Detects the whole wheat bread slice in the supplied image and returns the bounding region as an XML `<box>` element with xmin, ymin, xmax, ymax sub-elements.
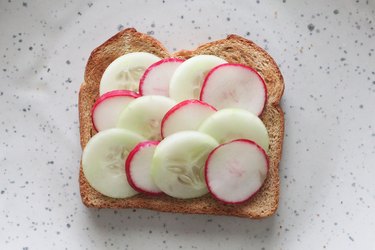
<box><xmin>78</xmin><ymin>28</ymin><xmax>284</xmax><ymax>218</ymax></box>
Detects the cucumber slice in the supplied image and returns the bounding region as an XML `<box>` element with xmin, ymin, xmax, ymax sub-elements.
<box><xmin>151</xmin><ymin>131</ymin><xmax>219</xmax><ymax>199</ymax></box>
<box><xmin>205</xmin><ymin>139</ymin><xmax>269</xmax><ymax>204</ymax></box>
<box><xmin>198</xmin><ymin>109</ymin><xmax>269</xmax><ymax>151</ymax></box>
<box><xmin>82</xmin><ymin>128</ymin><xmax>145</xmax><ymax>198</ymax></box>
<box><xmin>100</xmin><ymin>52</ymin><xmax>161</xmax><ymax>95</ymax></box>
<box><xmin>117</xmin><ymin>95</ymin><xmax>176</xmax><ymax>140</ymax></box>
<box><xmin>169</xmin><ymin>55</ymin><xmax>227</xmax><ymax>102</ymax></box>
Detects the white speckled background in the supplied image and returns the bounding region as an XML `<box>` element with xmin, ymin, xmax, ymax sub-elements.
<box><xmin>1</xmin><ymin>0</ymin><xmax>374</xmax><ymax>249</ymax></box>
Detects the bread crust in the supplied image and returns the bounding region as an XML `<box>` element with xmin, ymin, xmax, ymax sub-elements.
<box><xmin>78</xmin><ymin>28</ymin><xmax>284</xmax><ymax>218</ymax></box>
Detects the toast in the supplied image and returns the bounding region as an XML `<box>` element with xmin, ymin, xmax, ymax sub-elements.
<box><xmin>78</xmin><ymin>28</ymin><xmax>284</xmax><ymax>218</ymax></box>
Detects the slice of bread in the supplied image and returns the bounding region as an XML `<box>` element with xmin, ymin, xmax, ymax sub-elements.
<box><xmin>78</xmin><ymin>28</ymin><xmax>284</xmax><ymax>218</ymax></box>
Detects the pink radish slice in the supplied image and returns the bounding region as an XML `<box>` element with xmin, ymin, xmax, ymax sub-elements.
<box><xmin>200</xmin><ymin>63</ymin><xmax>267</xmax><ymax>116</ymax></box>
<box><xmin>139</xmin><ymin>58</ymin><xmax>184</xmax><ymax>97</ymax></box>
<box><xmin>125</xmin><ymin>141</ymin><xmax>162</xmax><ymax>195</ymax></box>
<box><xmin>205</xmin><ymin>139</ymin><xmax>269</xmax><ymax>204</ymax></box>
<box><xmin>161</xmin><ymin>99</ymin><xmax>217</xmax><ymax>138</ymax></box>
<box><xmin>91</xmin><ymin>90</ymin><xmax>139</xmax><ymax>132</ymax></box>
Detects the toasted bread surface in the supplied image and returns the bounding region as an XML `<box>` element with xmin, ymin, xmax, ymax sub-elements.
<box><xmin>79</xmin><ymin>28</ymin><xmax>284</xmax><ymax>218</ymax></box>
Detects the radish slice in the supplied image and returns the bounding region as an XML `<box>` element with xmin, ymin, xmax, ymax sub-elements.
<box><xmin>169</xmin><ymin>55</ymin><xmax>227</xmax><ymax>102</ymax></box>
<box><xmin>139</xmin><ymin>58</ymin><xmax>184</xmax><ymax>97</ymax></box>
<box><xmin>200</xmin><ymin>63</ymin><xmax>267</xmax><ymax>116</ymax></box>
<box><xmin>205</xmin><ymin>139</ymin><xmax>269</xmax><ymax>204</ymax></box>
<box><xmin>161</xmin><ymin>99</ymin><xmax>217</xmax><ymax>138</ymax></box>
<box><xmin>91</xmin><ymin>90</ymin><xmax>139</xmax><ymax>132</ymax></box>
<box><xmin>100</xmin><ymin>52</ymin><xmax>161</xmax><ymax>95</ymax></box>
<box><xmin>125</xmin><ymin>141</ymin><xmax>162</xmax><ymax>195</ymax></box>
